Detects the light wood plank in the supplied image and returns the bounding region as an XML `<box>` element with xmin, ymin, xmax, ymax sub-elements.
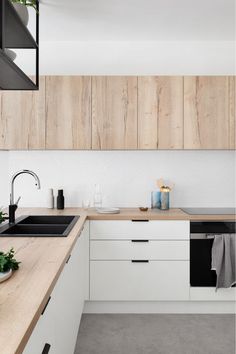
<box><xmin>46</xmin><ymin>76</ymin><xmax>91</xmax><ymax>149</ymax></box>
<box><xmin>92</xmin><ymin>76</ymin><xmax>138</xmax><ymax>149</ymax></box>
<box><xmin>184</xmin><ymin>76</ymin><xmax>233</xmax><ymax>149</ymax></box>
<box><xmin>229</xmin><ymin>76</ymin><xmax>235</xmax><ymax>149</ymax></box>
<box><xmin>138</xmin><ymin>76</ymin><xmax>183</xmax><ymax>149</ymax></box>
<box><xmin>0</xmin><ymin>77</ymin><xmax>46</xmax><ymax>149</ymax></box>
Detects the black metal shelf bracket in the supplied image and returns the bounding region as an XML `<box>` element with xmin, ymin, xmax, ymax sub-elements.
<box><xmin>0</xmin><ymin>0</ymin><xmax>39</xmax><ymax>90</ymax></box>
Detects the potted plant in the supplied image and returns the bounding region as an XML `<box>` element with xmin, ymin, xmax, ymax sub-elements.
<box><xmin>0</xmin><ymin>248</ymin><xmax>20</xmax><ymax>283</ymax></box>
<box><xmin>11</xmin><ymin>0</ymin><xmax>38</xmax><ymax>26</ymax></box>
<box><xmin>0</xmin><ymin>209</ymin><xmax>8</xmax><ymax>224</ymax></box>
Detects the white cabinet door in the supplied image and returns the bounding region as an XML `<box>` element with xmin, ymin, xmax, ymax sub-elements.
<box><xmin>23</xmin><ymin>297</ymin><xmax>55</xmax><ymax>354</ymax></box>
<box><xmin>90</xmin><ymin>240</ymin><xmax>189</xmax><ymax>260</ymax></box>
<box><xmin>90</xmin><ymin>220</ymin><xmax>189</xmax><ymax>240</ymax></box>
<box><xmin>51</xmin><ymin>222</ymin><xmax>89</xmax><ymax>354</ymax></box>
<box><xmin>23</xmin><ymin>221</ymin><xmax>89</xmax><ymax>354</ymax></box>
<box><xmin>90</xmin><ymin>260</ymin><xmax>189</xmax><ymax>301</ymax></box>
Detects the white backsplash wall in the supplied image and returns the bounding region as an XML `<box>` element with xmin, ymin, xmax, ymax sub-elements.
<box><xmin>0</xmin><ymin>152</ymin><xmax>9</xmax><ymax>208</ymax></box>
<box><xmin>0</xmin><ymin>150</ymin><xmax>234</xmax><ymax>209</ymax></box>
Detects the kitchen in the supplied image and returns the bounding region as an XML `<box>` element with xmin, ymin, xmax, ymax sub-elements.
<box><xmin>0</xmin><ymin>1</ymin><xmax>235</xmax><ymax>354</ymax></box>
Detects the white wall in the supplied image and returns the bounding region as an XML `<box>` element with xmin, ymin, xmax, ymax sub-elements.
<box><xmin>16</xmin><ymin>41</ymin><xmax>235</xmax><ymax>76</ymax></box>
<box><xmin>0</xmin><ymin>150</ymin><xmax>234</xmax><ymax>209</ymax></box>
<box><xmin>0</xmin><ymin>152</ymin><xmax>9</xmax><ymax>208</ymax></box>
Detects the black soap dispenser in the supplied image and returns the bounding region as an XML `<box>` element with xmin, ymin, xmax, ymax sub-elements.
<box><xmin>57</xmin><ymin>189</ymin><xmax>64</xmax><ymax>210</ymax></box>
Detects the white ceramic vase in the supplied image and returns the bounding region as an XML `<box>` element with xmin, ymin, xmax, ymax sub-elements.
<box><xmin>13</xmin><ymin>3</ymin><xmax>29</xmax><ymax>26</ymax></box>
<box><xmin>0</xmin><ymin>269</ymin><xmax>12</xmax><ymax>283</ymax></box>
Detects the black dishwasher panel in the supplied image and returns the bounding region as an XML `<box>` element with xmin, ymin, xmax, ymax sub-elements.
<box><xmin>190</xmin><ymin>239</ymin><xmax>216</xmax><ymax>286</ymax></box>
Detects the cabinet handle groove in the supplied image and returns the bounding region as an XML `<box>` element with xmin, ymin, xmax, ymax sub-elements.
<box><xmin>131</xmin><ymin>260</ymin><xmax>149</xmax><ymax>263</ymax></box>
<box><xmin>131</xmin><ymin>219</ymin><xmax>149</xmax><ymax>222</ymax></box>
<box><xmin>66</xmin><ymin>254</ymin><xmax>71</xmax><ymax>263</ymax></box>
<box><xmin>131</xmin><ymin>239</ymin><xmax>149</xmax><ymax>243</ymax></box>
<box><xmin>42</xmin><ymin>343</ymin><xmax>51</xmax><ymax>354</ymax></box>
<box><xmin>41</xmin><ymin>297</ymin><xmax>51</xmax><ymax>315</ymax></box>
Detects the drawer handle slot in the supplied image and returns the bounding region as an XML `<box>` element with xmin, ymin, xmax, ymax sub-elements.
<box><xmin>66</xmin><ymin>254</ymin><xmax>71</xmax><ymax>263</ymax></box>
<box><xmin>42</xmin><ymin>343</ymin><xmax>51</xmax><ymax>354</ymax></box>
<box><xmin>131</xmin><ymin>220</ymin><xmax>149</xmax><ymax>222</ymax></box>
<box><xmin>41</xmin><ymin>296</ymin><xmax>51</xmax><ymax>315</ymax></box>
<box><xmin>131</xmin><ymin>240</ymin><xmax>149</xmax><ymax>243</ymax></box>
<box><xmin>131</xmin><ymin>260</ymin><xmax>149</xmax><ymax>263</ymax></box>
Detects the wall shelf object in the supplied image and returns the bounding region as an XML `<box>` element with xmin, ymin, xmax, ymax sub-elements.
<box><xmin>0</xmin><ymin>0</ymin><xmax>39</xmax><ymax>90</ymax></box>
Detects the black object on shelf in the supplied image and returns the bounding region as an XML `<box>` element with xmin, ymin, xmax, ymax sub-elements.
<box><xmin>0</xmin><ymin>0</ymin><xmax>39</xmax><ymax>90</ymax></box>
<box><xmin>57</xmin><ymin>190</ymin><xmax>65</xmax><ymax>210</ymax></box>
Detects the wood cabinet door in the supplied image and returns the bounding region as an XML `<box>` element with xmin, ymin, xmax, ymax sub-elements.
<box><xmin>0</xmin><ymin>76</ymin><xmax>46</xmax><ymax>149</ymax></box>
<box><xmin>92</xmin><ymin>76</ymin><xmax>138</xmax><ymax>149</ymax></box>
<box><xmin>46</xmin><ymin>76</ymin><xmax>91</xmax><ymax>149</ymax></box>
<box><xmin>184</xmin><ymin>76</ymin><xmax>235</xmax><ymax>149</ymax></box>
<box><xmin>138</xmin><ymin>76</ymin><xmax>184</xmax><ymax>149</ymax></box>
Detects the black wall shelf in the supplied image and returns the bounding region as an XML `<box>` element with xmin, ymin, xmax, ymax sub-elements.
<box><xmin>0</xmin><ymin>0</ymin><xmax>39</xmax><ymax>90</ymax></box>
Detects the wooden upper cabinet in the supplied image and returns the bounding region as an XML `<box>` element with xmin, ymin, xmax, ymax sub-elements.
<box><xmin>138</xmin><ymin>77</ymin><xmax>184</xmax><ymax>149</ymax></box>
<box><xmin>92</xmin><ymin>76</ymin><xmax>138</xmax><ymax>149</ymax></box>
<box><xmin>230</xmin><ymin>77</ymin><xmax>236</xmax><ymax>149</ymax></box>
<box><xmin>46</xmin><ymin>76</ymin><xmax>91</xmax><ymax>149</ymax></box>
<box><xmin>0</xmin><ymin>76</ymin><xmax>46</xmax><ymax>149</ymax></box>
<box><xmin>184</xmin><ymin>76</ymin><xmax>235</xmax><ymax>149</ymax></box>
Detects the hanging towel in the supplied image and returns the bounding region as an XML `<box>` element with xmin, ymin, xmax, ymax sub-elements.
<box><xmin>211</xmin><ymin>234</ymin><xmax>236</xmax><ymax>290</ymax></box>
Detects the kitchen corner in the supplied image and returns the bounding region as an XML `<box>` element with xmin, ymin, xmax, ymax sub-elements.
<box><xmin>0</xmin><ymin>207</ymin><xmax>235</xmax><ymax>354</ymax></box>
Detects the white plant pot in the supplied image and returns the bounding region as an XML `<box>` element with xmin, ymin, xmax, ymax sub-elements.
<box><xmin>0</xmin><ymin>269</ymin><xmax>12</xmax><ymax>283</ymax></box>
<box><xmin>4</xmin><ymin>49</ymin><xmax>17</xmax><ymax>61</ymax></box>
<box><xmin>13</xmin><ymin>3</ymin><xmax>29</xmax><ymax>26</ymax></box>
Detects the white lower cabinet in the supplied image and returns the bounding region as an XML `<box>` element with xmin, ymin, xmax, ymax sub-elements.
<box><xmin>23</xmin><ymin>222</ymin><xmax>89</xmax><ymax>354</ymax></box>
<box><xmin>22</xmin><ymin>303</ymin><xmax>55</xmax><ymax>354</ymax></box>
<box><xmin>90</xmin><ymin>220</ymin><xmax>190</xmax><ymax>302</ymax></box>
<box><xmin>90</xmin><ymin>260</ymin><xmax>189</xmax><ymax>301</ymax></box>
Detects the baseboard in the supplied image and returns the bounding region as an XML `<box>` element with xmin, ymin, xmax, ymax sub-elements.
<box><xmin>83</xmin><ymin>301</ymin><xmax>236</xmax><ymax>314</ymax></box>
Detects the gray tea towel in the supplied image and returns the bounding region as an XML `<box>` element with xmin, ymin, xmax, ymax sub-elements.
<box><xmin>211</xmin><ymin>234</ymin><xmax>236</xmax><ymax>290</ymax></box>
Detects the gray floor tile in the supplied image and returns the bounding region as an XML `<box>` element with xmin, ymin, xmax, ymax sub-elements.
<box><xmin>75</xmin><ymin>314</ymin><xmax>235</xmax><ymax>354</ymax></box>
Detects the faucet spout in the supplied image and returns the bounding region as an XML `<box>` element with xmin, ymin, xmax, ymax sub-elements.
<box><xmin>9</xmin><ymin>169</ymin><xmax>41</xmax><ymax>223</ymax></box>
<box><xmin>10</xmin><ymin>169</ymin><xmax>41</xmax><ymax>205</ymax></box>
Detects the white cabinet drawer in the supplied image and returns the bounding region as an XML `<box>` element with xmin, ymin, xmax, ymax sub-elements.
<box><xmin>90</xmin><ymin>240</ymin><xmax>189</xmax><ymax>260</ymax></box>
<box><xmin>90</xmin><ymin>260</ymin><xmax>189</xmax><ymax>301</ymax></box>
<box><xmin>90</xmin><ymin>220</ymin><xmax>189</xmax><ymax>240</ymax></box>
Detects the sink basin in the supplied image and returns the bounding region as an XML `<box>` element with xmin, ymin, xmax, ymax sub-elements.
<box><xmin>18</xmin><ymin>215</ymin><xmax>76</xmax><ymax>225</ymax></box>
<box><xmin>0</xmin><ymin>215</ymin><xmax>79</xmax><ymax>237</ymax></box>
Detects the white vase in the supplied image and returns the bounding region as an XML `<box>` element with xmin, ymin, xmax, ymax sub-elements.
<box><xmin>4</xmin><ymin>49</ymin><xmax>17</xmax><ymax>61</ymax></box>
<box><xmin>0</xmin><ymin>269</ymin><xmax>12</xmax><ymax>283</ymax></box>
<box><xmin>13</xmin><ymin>3</ymin><xmax>29</xmax><ymax>26</ymax></box>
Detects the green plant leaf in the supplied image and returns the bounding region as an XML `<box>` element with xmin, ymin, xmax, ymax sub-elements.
<box><xmin>0</xmin><ymin>248</ymin><xmax>20</xmax><ymax>272</ymax></box>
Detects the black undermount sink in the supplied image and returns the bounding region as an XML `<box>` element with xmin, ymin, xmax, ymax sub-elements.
<box><xmin>0</xmin><ymin>215</ymin><xmax>79</xmax><ymax>237</ymax></box>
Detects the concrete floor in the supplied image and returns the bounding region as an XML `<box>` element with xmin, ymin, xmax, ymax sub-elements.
<box><xmin>75</xmin><ymin>314</ymin><xmax>235</xmax><ymax>354</ymax></box>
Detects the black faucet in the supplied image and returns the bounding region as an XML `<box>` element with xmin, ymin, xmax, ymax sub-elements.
<box><xmin>9</xmin><ymin>169</ymin><xmax>41</xmax><ymax>224</ymax></box>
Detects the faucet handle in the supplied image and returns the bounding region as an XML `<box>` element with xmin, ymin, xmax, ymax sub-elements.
<box><xmin>15</xmin><ymin>196</ymin><xmax>21</xmax><ymax>206</ymax></box>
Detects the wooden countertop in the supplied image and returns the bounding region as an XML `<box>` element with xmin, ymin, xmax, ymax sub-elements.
<box><xmin>87</xmin><ymin>207</ymin><xmax>235</xmax><ymax>221</ymax></box>
<box><xmin>0</xmin><ymin>207</ymin><xmax>235</xmax><ymax>354</ymax></box>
